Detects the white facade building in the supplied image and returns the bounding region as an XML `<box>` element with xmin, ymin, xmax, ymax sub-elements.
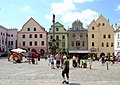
<box><xmin>0</xmin><ymin>25</ymin><xmax>17</xmax><ymax>52</ymax></box>
<box><xmin>7</xmin><ymin>29</ymin><xmax>18</xmax><ymax>50</ymax></box>
<box><xmin>114</xmin><ymin>24</ymin><xmax>120</xmax><ymax>56</ymax></box>
<box><xmin>0</xmin><ymin>25</ymin><xmax>7</xmax><ymax>52</ymax></box>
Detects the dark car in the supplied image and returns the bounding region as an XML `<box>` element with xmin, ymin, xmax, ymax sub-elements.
<box><xmin>0</xmin><ymin>52</ymin><xmax>7</xmax><ymax>57</ymax></box>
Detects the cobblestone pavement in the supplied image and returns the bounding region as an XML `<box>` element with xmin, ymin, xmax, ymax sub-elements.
<box><xmin>0</xmin><ymin>57</ymin><xmax>120</xmax><ymax>85</ymax></box>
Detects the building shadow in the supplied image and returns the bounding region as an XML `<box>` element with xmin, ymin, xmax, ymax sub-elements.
<box><xmin>69</xmin><ymin>83</ymin><xmax>81</xmax><ymax>85</ymax></box>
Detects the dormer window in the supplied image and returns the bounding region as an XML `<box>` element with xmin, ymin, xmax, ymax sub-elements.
<box><xmin>102</xmin><ymin>23</ymin><xmax>105</xmax><ymax>26</ymax></box>
<box><xmin>34</xmin><ymin>28</ymin><xmax>36</xmax><ymax>31</ymax></box>
<box><xmin>28</xmin><ymin>28</ymin><xmax>30</xmax><ymax>31</ymax></box>
<box><xmin>98</xmin><ymin>23</ymin><xmax>101</xmax><ymax>27</ymax></box>
<box><xmin>56</xmin><ymin>28</ymin><xmax>59</xmax><ymax>31</ymax></box>
<box><xmin>92</xmin><ymin>26</ymin><xmax>95</xmax><ymax>30</ymax></box>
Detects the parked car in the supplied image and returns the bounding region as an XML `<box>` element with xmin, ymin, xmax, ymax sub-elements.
<box><xmin>0</xmin><ymin>52</ymin><xmax>8</xmax><ymax>57</ymax></box>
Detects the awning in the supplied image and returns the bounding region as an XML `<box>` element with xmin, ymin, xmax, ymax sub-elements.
<box><xmin>69</xmin><ymin>50</ymin><xmax>91</xmax><ymax>53</ymax></box>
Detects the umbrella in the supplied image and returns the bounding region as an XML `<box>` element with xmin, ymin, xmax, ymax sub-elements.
<box><xmin>11</xmin><ymin>48</ymin><xmax>26</xmax><ymax>53</ymax></box>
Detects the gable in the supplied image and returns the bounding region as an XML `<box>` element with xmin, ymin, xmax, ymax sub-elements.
<box><xmin>18</xmin><ymin>17</ymin><xmax>47</xmax><ymax>33</ymax></box>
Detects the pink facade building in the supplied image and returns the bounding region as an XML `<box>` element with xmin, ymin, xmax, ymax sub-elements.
<box><xmin>17</xmin><ymin>17</ymin><xmax>47</xmax><ymax>53</ymax></box>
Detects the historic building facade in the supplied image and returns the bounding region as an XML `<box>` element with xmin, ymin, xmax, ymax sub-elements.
<box><xmin>67</xmin><ymin>20</ymin><xmax>88</xmax><ymax>55</ymax></box>
<box><xmin>17</xmin><ymin>17</ymin><xmax>47</xmax><ymax>53</ymax></box>
<box><xmin>7</xmin><ymin>28</ymin><xmax>17</xmax><ymax>50</ymax></box>
<box><xmin>48</xmin><ymin>22</ymin><xmax>68</xmax><ymax>53</ymax></box>
<box><xmin>0</xmin><ymin>25</ymin><xmax>17</xmax><ymax>52</ymax></box>
<box><xmin>88</xmin><ymin>15</ymin><xmax>114</xmax><ymax>57</ymax></box>
<box><xmin>0</xmin><ymin>25</ymin><xmax>7</xmax><ymax>52</ymax></box>
<box><xmin>114</xmin><ymin>24</ymin><xmax>120</xmax><ymax>56</ymax></box>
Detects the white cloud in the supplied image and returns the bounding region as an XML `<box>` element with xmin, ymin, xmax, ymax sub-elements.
<box><xmin>50</xmin><ymin>0</ymin><xmax>75</xmax><ymax>15</ymax></box>
<box><xmin>45</xmin><ymin>0</ymin><xmax>99</xmax><ymax>28</ymax></box>
<box><xmin>73</xmin><ymin>0</ymin><xmax>94</xmax><ymax>3</ymax></box>
<box><xmin>115</xmin><ymin>5</ymin><xmax>120</xmax><ymax>11</ymax></box>
<box><xmin>61</xmin><ymin>9</ymin><xmax>99</xmax><ymax>28</ymax></box>
<box><xmin>22</xmin><ymin>5</ymin><xmax>31</xmax><ymax>12</ymax></box>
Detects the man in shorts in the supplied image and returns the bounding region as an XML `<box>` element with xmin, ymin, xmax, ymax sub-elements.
<box><xmin>62</xmin><ymin>53</ymin><xmax>69</xmax><ymax>84</ymax></box>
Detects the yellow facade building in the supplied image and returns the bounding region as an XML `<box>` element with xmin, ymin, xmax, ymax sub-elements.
<box><xmin>88</xmin><ymin>15</ymin><xmax>114</xmax><ymax>58</ymax></box>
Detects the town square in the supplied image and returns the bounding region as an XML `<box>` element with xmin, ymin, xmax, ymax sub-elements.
<box><xmin>0</xmin><ymin>0</ymin><xmax>120</xmax><ymax>85</ymax></box>
<box><xmin>0</xmin><ymin>57</ymin><xmax>120</xmax><ymax>85</ymax></box>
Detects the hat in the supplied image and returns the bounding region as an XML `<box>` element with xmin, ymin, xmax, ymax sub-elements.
<box><xmin>63</xmin><ymin>56</ymin><xmax>67</xmax><ymax>59</ymax></box>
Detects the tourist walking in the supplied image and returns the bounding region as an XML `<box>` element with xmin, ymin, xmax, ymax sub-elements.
<box><xmin>55</xmin><ymin>52</ymin><xmax>61</xmax><ymax>68</ymax></box>
<box><xmin>88</xmin><ymin>56</ymin><xmax>92</xmax><ymax>69</ymax></box>
<box><xmin>50</xmin><ymin>53</ymin><xmax>55</xmax><ymax>69</ymax></box>
<box><xmin>62</xmin><ymin>53</ymin><xmax>69</xmax><ymax>84</ymax></box>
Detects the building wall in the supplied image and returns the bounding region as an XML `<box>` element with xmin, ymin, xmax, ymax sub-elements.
<box><xmin>7</xmin><ymin>29</ymin><xmax>17</xmax><ymax>50</ymax></box>
<box><xmin>114</xmin><ymin>25</ymin><xmax>120</xmax><ymax>56</ymax></box>
<box><xmin>18</xmin><ymin>17</ymin><xmax>47</xmax><ymax>53</ymax></box>
<box><xmin>88</xmin><ymin>15</ymin><xmax>114</xmax><ymax>57</ymax></box>
<box><xmin>0</xmin><ymin>25</ymin><xmax>7</xmax><ymax>51</ymax></box>
<box><xmin>48</xmin><ymin>22</ymin><xmax>68</xmax><ymax>53</ymax></box>
<box><xmin>68</xmin><ymin>20</ymin><xmax>88</xmax><ymax>51</ymax></box>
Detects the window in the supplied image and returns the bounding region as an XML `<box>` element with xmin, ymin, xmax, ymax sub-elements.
<box><xmin>29</xmin><ymin>41</ymin><xmax>32</xmax><ymax>46</ymax></box>
<box><xmin>28</xmin><ymin>28</ymin><xmax>30</xmax><ymax>31</ymax></box>
<box><xmin>103</xmin><ymin>34</ymin><xmax>106</xmax><ymax>39</ymax></box>
<box><xmin>11</xmin><ymin>41</ymin><xmax>13</xmax><ymax>45</ymax></box>
<box><xmin>117</xmin><ymin>42</ymin><xmax>120</xmax><ymax>47</ymax></box>
<box><xmin>50</xmin><ymin>36</ymin><xmax>53</xmax><ymax>39</ymax></box>
<box><xmin>29</xmin><ymin>34</ymin><xmax>32</xmax><ymax>38</ymax></box>
<box><xmin>86</xmin><ymin>34</ymin><xmax>88</xmax><ymax>37</ymax></box>
<box><xmin>106</xmin><ymin>43</ymin><xmax>109</xmax><ymax>47</ymax></box>
<box><xmin>102</xmin><ymin>43</ymin><xmax>104</xmax><ymax>47</ymax></box>
<box><xmin>56</xmin><ymin>35</ymin><xmax>59</xmax><ymax>39</ymax></box>
<box><xmin>111</xmin><ymin>42</ymin><xmax>114</xmax><ymax>47</ymax></box>
<box><xmin>92</xmin><ymin>42</ymin><xmax>94</xmax><ymax>46</ymax></box>
<box><xmin>8</xmin><ymin>41</ymin><xmax>10</xmax><ymax>46</ymax></box>
<box><xmin>76</xmin><ymin>41</ymin><xmax>80</xmax><ymax>46</ymax></box>
<box><xmin>92</xmin><ymin>34</ymin><xmax>94</xmax><ymax>38</ymax></box>
<box><xmin>73</xmin><ymin>34</ymin><xmax>75</xmax><ymax>37</ymax></box>
<box><xmin>40</xmin><ymin>34</ymin><xmax>42</xmax><ymax>38</ymax></box>
<box><xmin>98</xmin><ymin>23</ymin><xmax>101</xmax><ymax>27</ymax></box>
<box><xmin>72</xmin><ymin>41</ymin><xmax>74</xmax><ymax>46</ymax></box>
<box><xmin>108</xmin><ymin>34</ymin><xmax>111</xmax><ymax>38</ymax></box>
<box><xmin>11</xmin><ymin>34</ymin><xmax>13</xmax><ymax>37</ymax></box>
<box><xmin>41</xmin><ymin>41</ymin><xmax>44</xmax><ymax>46</ymax></box>
<box><xmin>34</xmin><ymin>34</ymin><xmax>37</xmax><ymax>38</ymax></box>
<box><xmin>82</xmin><ymin>41</ymin><xmax>85</xmax><ymax>46</ymax></box>
<box><xmin>62</xmin><ymin>42</ymin><xmax>65</xmax><ymax>47</ymax></box>
<box><xmin>102</xmin><ymin>23</ymin><xmax>105</xmax><ymax>26</ymax></box>
<box><xmin>80</xmin><ymin>34</ymin><xmax>83</xmax><ymax>37</ymax></box>
<box><xmin>34</xmin><ymin>28</ymin><xmax>36</xmax><ymax>31</ymax></box>
<box><xmin>34</xmin><ymin>41</ymin><xmax>37</xmax><ymax>46</ymax></box>
<box><xmin>92</xmin><ymin>26</ymin><xmax>95</xmax><ymax>30</ymax></box>
<box><xmin>56</xmin><ymin>28</ymin><xmax>59</xmax><ymax>31</ymax></box>
<box><xmin>22</xmin><ymin>35</ymin><xmax>25</xmax><ymax>38</ymax></box>
<box><xmin>23</xmin><ymin>41</ymin><xmax>25</xmax><ymax>46</ymax></box>
<box><xmin>62</xmin><ymin>36</ymin><xmax>65</xmax><ymax>39</ymax></box>
<box><xmin>118</xmin><ymin>34</ymin><xmax>120</xmax><ymax>38</ymax></box>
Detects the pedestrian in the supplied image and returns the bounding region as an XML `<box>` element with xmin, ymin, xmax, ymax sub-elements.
<box><xmin>60</xmin><ymin>53</ymin><xmax>64</xmax><ymax>69</ymax></box>
<box><xmin>27</xmin><ymin>48</ymin><xmax>32</xmax><ymax>64</ymax></box>
<box><xmin>50</xmin><ymin>53</ymin><xmax>55</xmax><ymax>69</ymax></box>
<box><xmin>72</xmin><ymin>54</ymin><xmax>77</xmax><ymax>68</ymax></box>
<box><xmin>62</xmin><ymin>53</ymin><xmax>69</xmax><ymax>84</ymax></box>
<box><xmin>55</xmin><ymin>52</ymin><xmax>61</xmax><ymax>68</ymax></box>
<box><xmin>88</xmin><ymin>56</ymin><xmax>92</xmax><ymax>69</ymax></box>
<box><xmin>8</xmin><ymin>49</ymin><xmax>11</xmax><ymax>61</ymax></box>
